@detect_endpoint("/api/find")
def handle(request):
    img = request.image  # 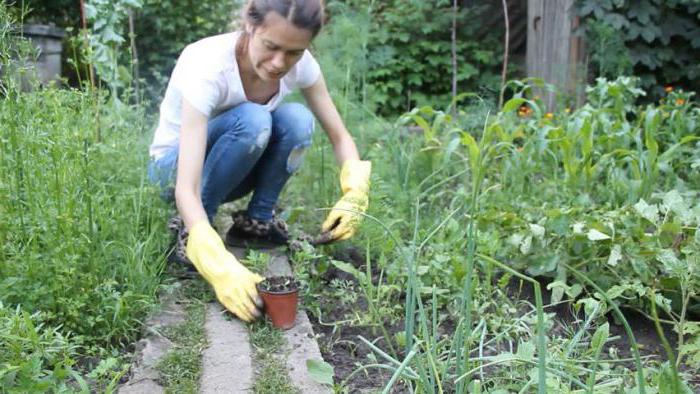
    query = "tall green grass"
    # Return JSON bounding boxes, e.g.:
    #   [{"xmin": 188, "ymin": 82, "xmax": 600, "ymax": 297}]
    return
[
  {"xmin": 1, "ymin": 88, "xmax": 170, "ymax": 349},
  {"xmin": 1, "ymin": 6, "xmax": 170, "ymax": 387}
]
